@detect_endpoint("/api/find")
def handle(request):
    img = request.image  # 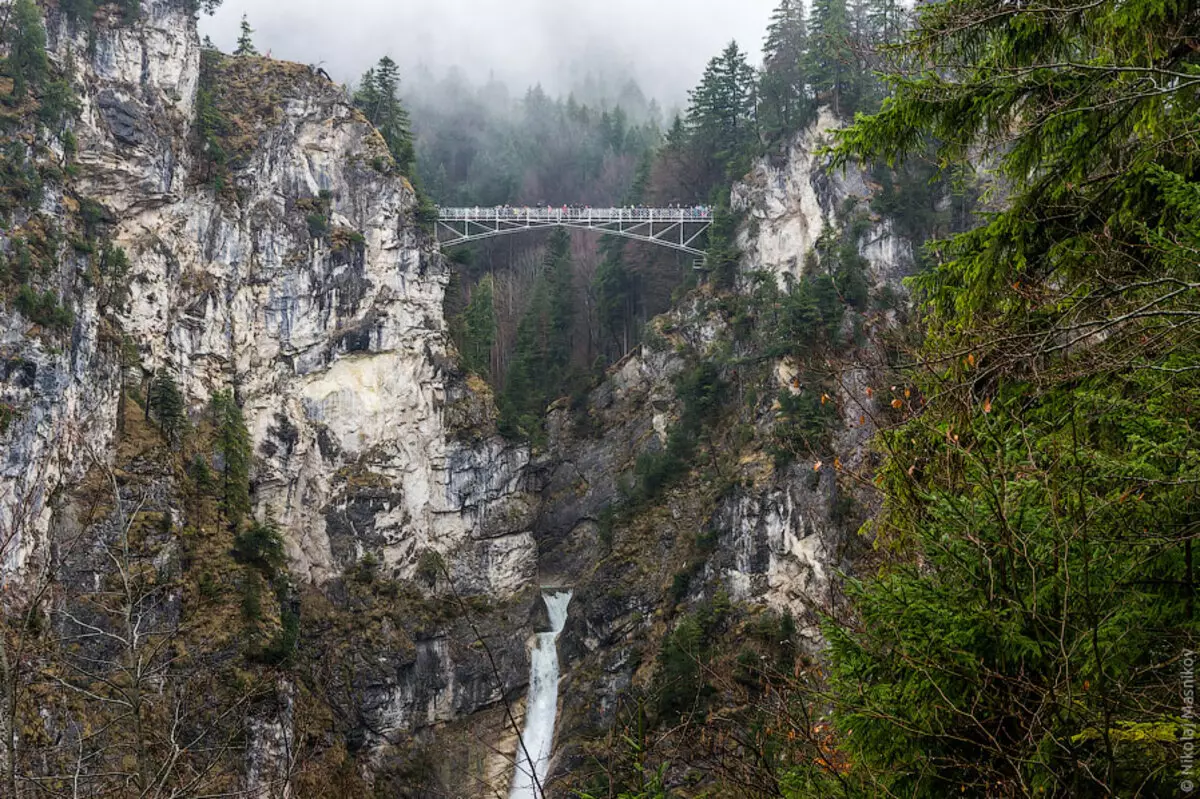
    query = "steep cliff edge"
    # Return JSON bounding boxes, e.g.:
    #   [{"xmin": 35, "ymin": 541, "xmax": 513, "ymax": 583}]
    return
[{"xmin": 2, "ymin": 2, "xmax": 537, "ymax": 795}]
